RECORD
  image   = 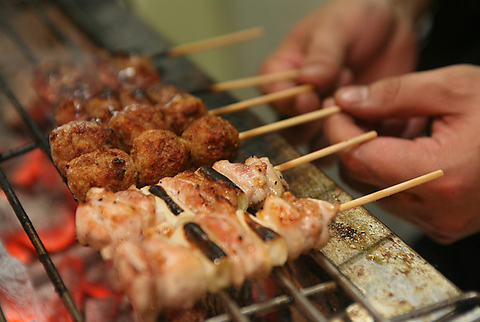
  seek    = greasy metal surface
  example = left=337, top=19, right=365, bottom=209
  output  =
left=0, top=0, right=478, bottom=321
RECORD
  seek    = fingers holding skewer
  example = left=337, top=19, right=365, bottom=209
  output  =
left=339, top=170, right=444, bottom=212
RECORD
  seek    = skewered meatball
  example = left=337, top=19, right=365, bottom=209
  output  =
left=49, top=120, right=120, bottom=176
left=144, top=82, right=181, bottom=107
left=107, top=104, right=166, bottom=151
left=182, top=115, right=239, bottom=167
left=94, top=51, right=161, bottom=88
left=160, top=92, right=208, bottom=135
left=130, top=129, right=192, bottom=187
left=54, top=89, right=123, bottom=125
left=53, top=97, right=88, bottom=125
left=33, top=60, right=104, bottom=105
left=118, top=86, right=155, bottom=108
left=66, top=148, right=138, bottom=202
left=83, top=89, right=123, bottom=123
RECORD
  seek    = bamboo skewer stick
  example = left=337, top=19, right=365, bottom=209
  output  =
left=210, top=84, right=313, bottom=115
left=209, top=69, right=300, bottom=92
left=239, top=105, right=341, bottom=140
left=274, top=131, right=378, bottom=172
left=164, top=27, right=265, bottom=57
left=339, top=170, right=444, bottom=212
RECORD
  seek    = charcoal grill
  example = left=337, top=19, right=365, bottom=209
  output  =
left=0, top=0, right=479, bottom=321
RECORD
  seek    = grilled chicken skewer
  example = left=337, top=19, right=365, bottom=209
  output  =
left=76, top=165, right=442, bottom=322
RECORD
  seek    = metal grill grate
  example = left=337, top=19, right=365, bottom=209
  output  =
left=0, top=1, right=479, bottom=321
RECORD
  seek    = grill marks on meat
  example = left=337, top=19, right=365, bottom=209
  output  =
left=75, top=156, right=339, bottom=321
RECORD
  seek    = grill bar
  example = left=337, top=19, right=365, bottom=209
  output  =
left=272, top=268, right=329, bottom=322
left=0, top=166, right=82, bottom=322
left=217, top=290, right=251, bottom=322
left=0, top=2, right=38, bottom=65
left=0, top=305, right=6, bottom=322
left=28, top=0, right=75, bottom=49
left=0, top=73, right=50, bottom=156
left=0, top=141, right=37, bottom=163
left=310, top=251, right=390, bottom=322
left=391, top=292, right=480, bottom=322
left=206, top=281, right=338, bottom=322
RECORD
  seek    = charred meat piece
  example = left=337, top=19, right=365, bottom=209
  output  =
left=49, top=120, right=120, bottom=176
left=33, top=60, right=104, bottom=105
left=54, top=89, right=123, bottom=125
left=157, top=170, right=241, bottom=218
left=118, top=86, right=155, bottom=108
left=192, top=213, right=273, bottom=287
left=53, top=97, right=88, bottom=125
left=107, top=104, right=166, bottom=151
left=94, top=51, right=161, bottom=88
left=66, top=148, right=138, bottom=202
left=182, top=115, right=239, bottom=167
left=159, top=92, right=208, bottom=135
left=130, top=129, right=192, bottom=187
left=144, top=82, right=182, bottom=107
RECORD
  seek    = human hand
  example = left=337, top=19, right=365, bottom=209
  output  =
left=259, top=0, right=422, bottom=117
left=321, top=64, right=480, bottom=243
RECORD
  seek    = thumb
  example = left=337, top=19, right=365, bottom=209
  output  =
left=333, top=68, right=463, bottom=119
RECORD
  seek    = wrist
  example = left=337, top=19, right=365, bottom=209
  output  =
left=391, top=0, right=434, bottom=25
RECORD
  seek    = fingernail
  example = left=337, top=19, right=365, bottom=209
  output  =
left=300, top=64, right=329, bottom=79
left=338, top=86, right=369, bottom=104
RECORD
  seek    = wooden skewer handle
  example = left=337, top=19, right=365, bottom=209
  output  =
left=209, top=69, right=300, bottom=92
left=339, top=170, right=444, bottom=212
left=274, top=131, right=378, bottom=172
left=239, top=105, right=341, bottom=140
left=210, top=84, right=313, bottom=116
left=166, top=27, right=265, bottom=57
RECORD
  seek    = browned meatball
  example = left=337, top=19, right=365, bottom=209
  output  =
left=94, top=51, right=160, bottom=88
left=181, top=115, right=239, bottom=167
left=54, top=97, right=88, bottom=125
left=49, top=120, right=120, bottom=176
left=107, top=104, right=166, bottom=151
left=83, top=89, right=122, bottom=123
left=33, top=61, right=104, bottom=105
left=54, top=89, right=122, bottom=126
left=66, top=148, right=138, bottom=202
left=145, top=82, right=181, bottom=107
left=118, top=86, right=155, bottom=108
left=159, top=92, right=208, bottom=135
left=130, top=129, right=192, bottom=187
